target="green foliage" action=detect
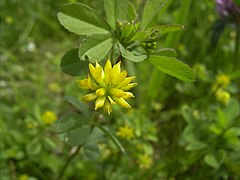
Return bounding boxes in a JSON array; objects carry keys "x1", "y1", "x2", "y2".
[
  {"x1": 64, "y1": 96, "x2": 90, "y2": 116},
  {"x1": 1, "y1": 0, "x2": 240, "y2": 179},
  {"x1": 103, "y1": 0, "x2": 129, "y2": 29},
  {"x1": 148, "y1": 55, "x2": 195, "y2": 82},
  {"x1": 118, "y1": 43, "x2": 147, "y2": 62},
  {"x1": 60, "y1": 48, "x2": 89, "y2": 76},
  {"x1": 142, "y1": 0, "x2": 168, "y2": 29},
  {"x1": 78, "y1": 34, "x2": 113, "y2": 62},
  {"x1": 57, "y1": 112, "x2": 91, "y2": 146},
  {"x1": 58, "y1": 0, "x2": 195, "y2": 81},
  {"x1": 151, "y1": 24, "x2": 184, "y2": 34},
  {"x1": 57, "y1": 3, "x2": 110, "y2": 35}
]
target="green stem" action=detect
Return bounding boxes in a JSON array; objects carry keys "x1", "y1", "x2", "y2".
[
  {"x1": 9, "y1": 19, "x2": 35, "y2": 53},
  {"x1": 94, "y1": 124, "x2": 126, "y2": 155},
  {"x1": 56, "y1": 145, "x2": 82, "y2": 180},
  {"x1": 56, "y1": 125, "x2": 95, "y2": 180},
  {"x1": 111, "y1": 43, "x2": 114, "y2": 61}
]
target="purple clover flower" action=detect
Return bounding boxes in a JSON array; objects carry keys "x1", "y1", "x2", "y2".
[{"x1": 216, "y1": 0, "x2": 240, "y2": 24}]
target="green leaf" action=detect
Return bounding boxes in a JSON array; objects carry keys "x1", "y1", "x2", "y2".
[
  {"x1": 57, "y1": 112, "x2": 91, "y2": 146},
  {"x1": 150, "y1": 24, "x2": 184, "y2": 34},
  {"x1": 104, "y1": 0, "x2": 129, "y2": 29},
  {"x1": 186, "y1": 141, "x2": 207, "y2": 151},
  {"x1": 204, "y1": 154, "x2": 220, "y2": 168},
  {"x1": 131, "y1": 30, "x2": 149, "y2": 42},
  {"x1": 183, "y1": 126, "x2": 207, "y2": 151},
  {"x1": 60, "y1": 48, "x2": 88, "y2": 76},
  {"x1": 127, "y1": 2, "x2": 137, "y2": 20},
  {"x1": 118, "y1": 43, "x2": 147, "y2": 62},
  {"x1": 58, "y1": 3, "x2": 110, "y2": 35},
  {"x1": 142, "y1": 0, "x2": 169, "y2": 29},
  {"x1": 64, "y1": 96, "x2": 89, "y2": 117},
  {"x1": 153, "y1": 48, "x2": 177, "y2": 57},
  {"x1": 81, "y1": 128, "x2": 104, "y2": 160},
  {"x1": 148, "y1": 55, "x2": 196, "y2": 82},
  {"x1": 26, "y1": 138, "x2": 42, "y2": 155},
  {"x1": 217, "y1": 108, "x2": 228, "y2": 128},
  {"x1": 181, "y1": 105, "x2": 194, "y2": 124},
  {"x1": 79, "y1": 34, "x2": 113, "y2": 62},
  {"x1": 165, "y1": 0, "x2": 191, "y2": 47},
  {"x1": 223, "y1": 98, "x2": 240, "y2": 121}
]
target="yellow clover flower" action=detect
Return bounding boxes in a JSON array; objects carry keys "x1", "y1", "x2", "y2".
[
  {"x1": 18, "y1": 174, "x2": 29, "y2": 180},
  {"x1": 48, "y1": 82, "x2": 61, "y2": 93},
  {"x1": 41, "y1": 111, "x2": 57, "y2": 125},
  {"x1": 137, "y1": 154, "x2": 153, "y2": 170},
  {"x1": 116, "y1": 125, "x2": 135, "y2": 140},
  {"x1": 216, "y1": 74, "x2": 230, "y2": 87},
  {"x1": 215, "y1": 89, "x2": 230, "y2": 105},
  {"x1": 77, "y1": 60, "x2": 137, "y2": 114}
]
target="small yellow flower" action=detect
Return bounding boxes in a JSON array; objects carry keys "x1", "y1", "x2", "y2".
[
  {"x1": 48, "y1": 82, "x2": 61, "y2": 93},
  {"x1": 18, "y1": 174, "x2": 29, "y2": 180},
  {"x1": 41, "y1": 111, "x2": 57, "y2": 125},
  {"x1": 77, "y1": 60, "x2": 137, "y2": 114},
  {"x1": 116, "y1": 125, "x2": 134, "y2": 140},
  {"x1": 98, "y1": 143, "x2": 111, "y2": 159},
  {"x1": 5, "y1": 16, "x2": 14, "y2": 25},
  {"x1": 215, "y1": 89, "x2": 230, "y2": 105},
  {"x1": 216, "y1": 74, "x2": 230, "y2": 87},
  {"x1": 26, "y1": 123, "x2": 34, "y2": 129},
  {"x1": 137, "y1": 154, "x2": 153, "y2": 170}
]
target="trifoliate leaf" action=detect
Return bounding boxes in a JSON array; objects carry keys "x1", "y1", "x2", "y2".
[{"x1": 58, "y1": 3, "x2": 110, "y2": 35}]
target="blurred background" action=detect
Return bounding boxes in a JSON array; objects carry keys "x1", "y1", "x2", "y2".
[{"x1": 0, "y1": 0, "x2": 240, "y2": 179}]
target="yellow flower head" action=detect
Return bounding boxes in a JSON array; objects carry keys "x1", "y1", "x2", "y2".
[
  {"x1": 48, "y1": 82, "x2": 61, "y2": 93},
  {"x1": 116, "y1": 125, "x2": 134, "y2": 140},
  {"x1": 18, "y1": 174, "x2": 29, "y2": 180},
  {"x1": 5, "y1": 16, "x2": 14, "y2": 25},
  {"x1": 41, "y1": 111, "x2": 57, "y2": 125},
  {"x1": 137, "y1": 154, "x2": 153, "y2": 170},
  {"x1": 77, "y1": 60, "x2": 137, "y2": 114},
  {"x1": 215, "y1": 89, "x2": 230, "y2": 105},
  {"x1": 98, "y1": 143, "x2": 111, "y2": 159},
  {"x1": 216, "y1": 74, "x2": 230, "y2": 87}
]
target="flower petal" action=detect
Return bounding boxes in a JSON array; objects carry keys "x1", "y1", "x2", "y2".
[
  {"x1": 103, "y1": 100, "x2": 112, "y2": 114},
  {"x1": 121, "y1": 83, "x2": 137, "y2": 91},
  {"x1": 114, "y1": 70, "x2": 128, "y2": 84},
  {"x1": 112, "y1": 61, "x2": 121, "y2": 74},
  {"x1": 110, "y1": 88, "x2": 125, "y2": 98},
  {"x1": 89, "y1": 63, "x2": 104, "y2": 84},
  {"x1": 77, "y1": 78, "x2": 89, "y2": 89},
  {"x1": 112, "y1": 97, "x2": 131, "y2": 109},
  {"x1": 104, "y1": 60, "x2": 113, "y2": 84},
  {"x1": 108, "y1": 96, "x2": 115, "y2": 104},
  {"x1": 96, "y1": 88, "x2": 106, "y2": 96},
  {"x1": 95, "y1": 96, "x2": 106, "y2": 110},
  {"x1": 81, "y1": 93, "x2": 98, "y2": 102},
  {"x1": 87, "y1": 75, "x2": 99, "y2": 90},
  {"x1": 117, "y1": 76, "x2": 135, "y2": 88},
  {"x1": 122, "y1": 92, "x2": 135, "y2": 99}
]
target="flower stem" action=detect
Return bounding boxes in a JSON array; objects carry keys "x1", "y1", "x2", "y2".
[
  {"x1": 94, "y1": 123, "x2": 126, "y2": 155},
  {"x1": 56, "y1": 125, "x2": 95, "y2": 180},
  {"x1": 56, "y1": 145, "x2": 82, "y2": 180},
  {"x1": 111, "y1": 42, "x2": 115, "y2": 63}
]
